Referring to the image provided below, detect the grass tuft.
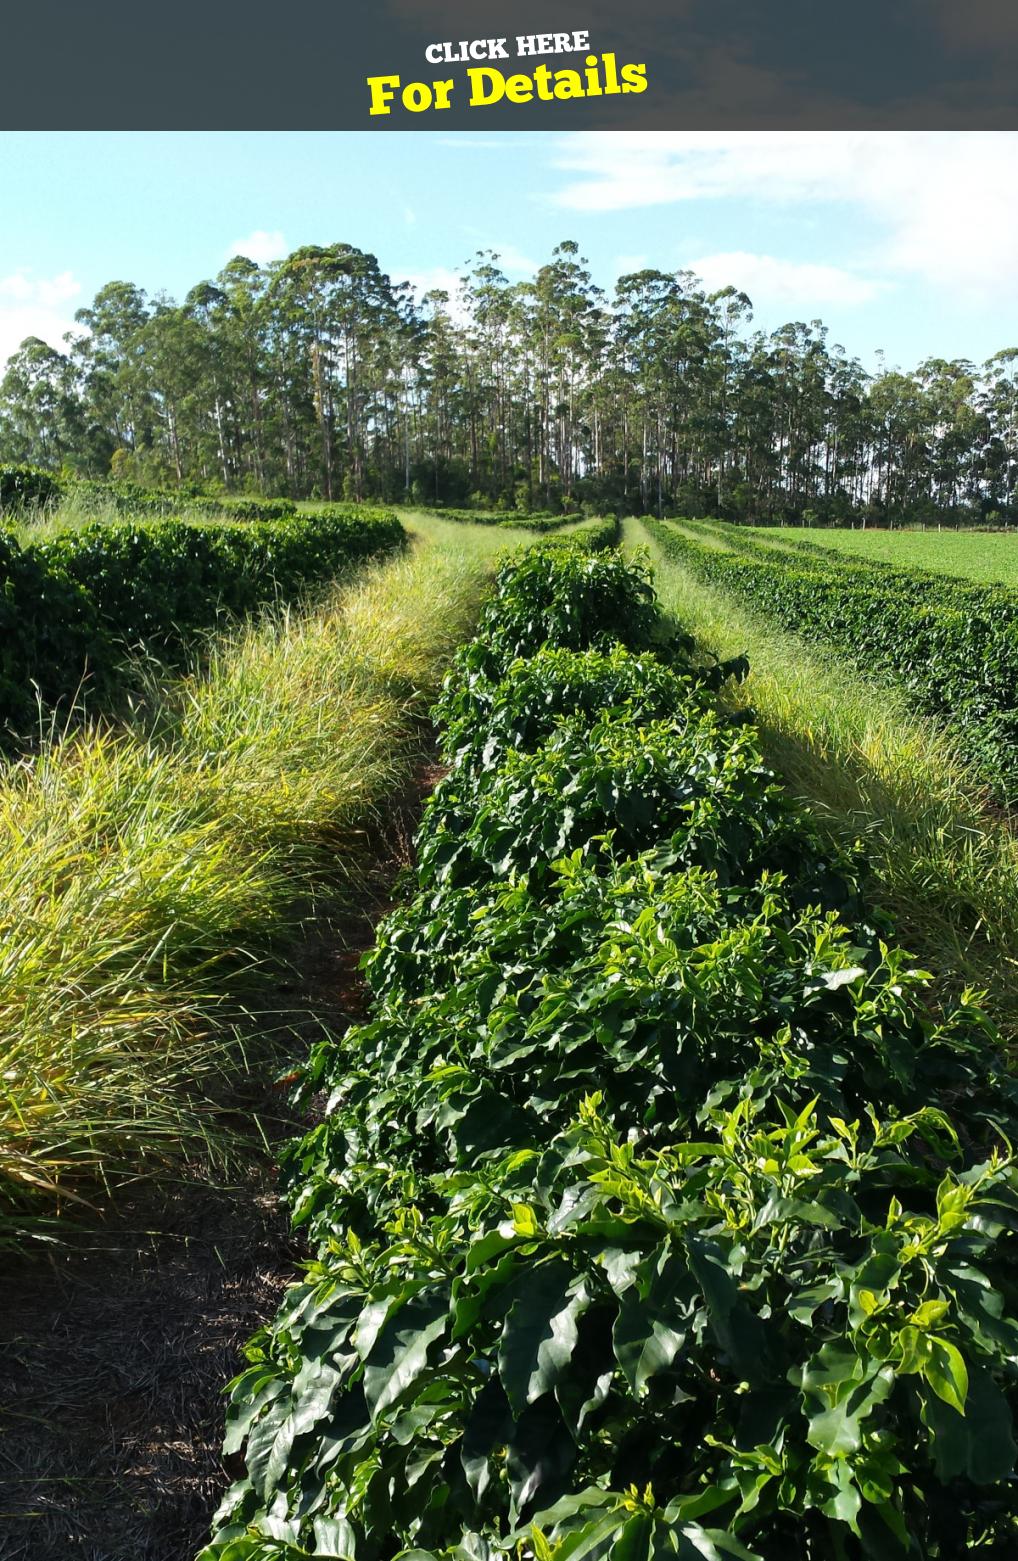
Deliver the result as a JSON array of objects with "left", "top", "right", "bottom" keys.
[{"left": 0, "top": 538, "right": 488, "bottom": 1247}]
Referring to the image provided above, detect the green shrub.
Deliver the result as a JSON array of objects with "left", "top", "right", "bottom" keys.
[
  {"left": 429, "top": 505, "right": 585, "bottom": 531},
  {"left": 215, "top": 495, "right": 299, "bottom": 521},
  {"left": 0, "top": 463, "right": 60, "bottom": 511},
  {"left": 201, "top": 544, "right": 1018, "bottom": 1561},
  {"left": 65, "top": 479, "right": 299, "bottom": 522},
  {"left": 0, "top": 509, "right": 405, "bottom": 740}
]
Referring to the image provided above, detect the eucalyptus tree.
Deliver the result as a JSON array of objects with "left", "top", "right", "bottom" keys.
[
  {"left": 71, "top": 280, "right": 153, "bottom": 460},
  {"left": 982, "top": 348, "right": 1018, "bottom": 518},
  {"left": 0, "top": 336, "right": 93, "bottom": 469},
  {"left": 0, "top": 238, "right": 1014, "bottom": 526}
]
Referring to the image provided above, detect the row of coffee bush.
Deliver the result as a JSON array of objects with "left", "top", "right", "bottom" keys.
[
  {"left": 0, "top": 463, "right": 61, "bottom": 511},
  {"left": 0, "top": 509, "right": 405, "bottom": 741},
  {"left": 65, "top": 479, "right": 300, "bottom": 522},
  {"left": 202, "top": 545, "right": 1018, "bottom": 1559},
  {"left": 649, "top": 519, "right": 1018, "bottom": 796},
  {"left": 0, "top": 465, "right": 311, "bottom": 522}
]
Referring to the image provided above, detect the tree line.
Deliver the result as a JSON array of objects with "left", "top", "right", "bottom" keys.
[{"left": 1, "top": 239, "right": 1016, "bottom": 525}]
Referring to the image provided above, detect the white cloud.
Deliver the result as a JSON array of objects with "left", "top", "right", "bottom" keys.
[
  {"left": 403, "top": 266, "right": 476, "bottom": 327},
  {"left": 404, "top": 265, "right": 464, "bottom": 301},
  {"left": 0, "top": 270, "right": 83, "bottom": 370},
  {"left": 614, "top": 252, "right": 650, "bottom": 276},
  {"left": 686, "top": 251, "right": 887, "bottom": 309},
  {"left": 548, "top": 132, "right": 1018, "bottom": 300},
  {"left": 458, "top": 237, "right": 540, "bottom": 277},
  {"left": 226, "top": 229, "right": 288, "bottom": 266},
  {"left": 494, "top": 241, "right": 540, "bottom": 277},
  {"left": 435, "top": 136, "right": 509, "bottom": 149}
]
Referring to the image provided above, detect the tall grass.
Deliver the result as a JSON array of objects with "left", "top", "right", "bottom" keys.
[
  {"left": 400, "top": 509, "right": 606, "bottom": 558},
  {"left": 0, "top": 542, "right": 487, "bottom": 1247},
  {"left": 6, "top": 488, "right": 202, "bottom": 543},
  {"left": 626, "top": 517, "right": 1018, "bottom": 1041},
  {"left": 400, "top": 508, "right": 552, "bottom": 557}
]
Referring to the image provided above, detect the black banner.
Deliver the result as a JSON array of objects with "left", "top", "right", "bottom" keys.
[{"left": 4, "top": 0, "right": 1016, "bottom": 128}]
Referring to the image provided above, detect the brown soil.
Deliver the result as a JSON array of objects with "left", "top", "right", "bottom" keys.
[{"left": 0, "top": 757, "right": 441, "bottom": 1561}]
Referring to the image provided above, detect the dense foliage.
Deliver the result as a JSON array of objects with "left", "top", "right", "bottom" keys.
[
  {"left": 2, "top": 244, "right": 1016, "bottom": 525},
  {"left": 647, "top": 519, "right": 1018, "bottom": 796},
  {"left": 0, "top": 506, "right": 404, "bottom": 740},
  {"left": 65, "top": 479, "right": 301, "bottom": 521},
  {"left": 0, "top": 462, "right": 60, "bottom": 510},
  {"left": 201, "top": 546, "right": 1018, "bottom": 1560}
]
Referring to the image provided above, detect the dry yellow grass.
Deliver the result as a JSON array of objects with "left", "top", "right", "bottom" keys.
[{"left": 0, "top": 537, "right": 488, "bottom": 1246}]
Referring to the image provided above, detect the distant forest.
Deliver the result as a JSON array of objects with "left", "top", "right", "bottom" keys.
[{"left": 1, "top": 240, "right": 1016, "bottom": 525}]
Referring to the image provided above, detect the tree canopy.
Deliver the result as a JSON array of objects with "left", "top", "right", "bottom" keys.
[{"left": 2, "top": 239, "right": 1015, "bottom": 525}]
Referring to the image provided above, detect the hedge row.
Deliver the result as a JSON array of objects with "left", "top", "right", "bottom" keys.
[
  {"left": 696, "top": 520, "right": 1017, "bottom": 605},
  {"left": 0, "top": 463, "right": 61, "bottom": 511},
  {"left": 203, "top": 546, "right": 1018, "bottom": 1559},
  {"left": 542, "top": 515, "right": 619, "bottom": 552},
  {"left": 0, "top": 508, "right": 405, "bottom": 739},
  {"left": 0, "top": 468, "right": 308, "bottom": 521},
  {"left": 649, "top": 519, "right": 1018, "bottom": 795},
  {"left": 68, "top": 479, "right": 301, "bottom": 522}
]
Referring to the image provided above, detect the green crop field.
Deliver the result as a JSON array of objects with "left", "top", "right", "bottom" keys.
[
  {"left": 747, "top": 523, "right": 1018, "bottom": 586},
  {"left": 196, "top": 543, "right": 1018, "bottom": 1560},
  {"left": 4, "top": 502, "right": 1018, "bottom": 1560},
  {"left": 5, "top": 213, "right": 1018, "bottom": 1561},
  {"left": 650, "top": 517, "right": 1018, "bottom": 801},
  {"left": 0, "top": 488, "right": 619, "bottom": 1247}
]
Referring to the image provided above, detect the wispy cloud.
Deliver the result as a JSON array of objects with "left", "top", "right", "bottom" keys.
[
  {"left": 435, "top": 136, "right": 510, "bottom": 149},
  {"left": 0, "top": 270, "right": 82, "bottom": 369},
  {"left": 547, "top": 132, "right": 1018, "bottom": 300},
  {"left": 686, "top": 252, "right": 888, "bottom": 309},
  {"left": 225, "top": 229, "right": 288, "bottom": 266}
]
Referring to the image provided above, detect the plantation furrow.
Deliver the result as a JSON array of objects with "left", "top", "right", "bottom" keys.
[
  {"left": 645, "top": 517, "right": 1018, "bottom": 800},
  {"left": 202, "top": 545, "right": 1018, "bottom": 1560},
  {"left": 626, "top": 516, "right": 1018, "bottom": 1048},
  {"left": 0, "top": 533, "right": 493, "bottom": 1558},
  {"left": 0, "top": 540, "right": 485, "bottom": 1246}
]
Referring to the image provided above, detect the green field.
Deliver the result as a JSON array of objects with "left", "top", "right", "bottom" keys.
[
  {"left": 200, "top": 543, "right": 1018, "bottom": 1560},
  {"left": 654, "top": 517, "right": 1018, "bottom": 802},
  {"left": 747, "top": 523, "right": 1018, "bottom": 584},
  {"left": 6, "top": 500, "right": 1018, "bottom": 1558},
  {"left": 630, "top": 517, "right": 1018, "bottom": 1043}
]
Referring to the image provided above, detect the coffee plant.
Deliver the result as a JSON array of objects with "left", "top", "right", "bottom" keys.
[
  {"left": 200, "top": 545, "right": 1018, "bottom": 1561},
  {"left": 647, "top": 520, "right": 1018, "bottom": 798},
  {"left": 0, "top": 462, "right": 60, "bottom": 511},
  {"left": 0, "top": 507, "right": 405, "bottom": 742}
]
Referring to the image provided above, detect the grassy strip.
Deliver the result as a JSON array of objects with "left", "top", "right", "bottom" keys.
[
  {"left": 4, "top": 475, "right": 301, "bottom": 537},
  {"left": 1, "top": 508, "right": 405, "bottom": 742},
  {"left": 422, "top": 505, "right": 585, "bottom": 531},
  {"left": 627, "top": 517, "right": 1018, "bottom": 1042},
  {"left": 651, "top": 518, "right": 1018, "bottom": 795},
  {"left": 0, "top": 540, "right": 486, "bottom": 1250}
]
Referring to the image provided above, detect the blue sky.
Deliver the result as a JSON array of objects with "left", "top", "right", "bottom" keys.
[{"left": 1, "top": 130, "right": 1015, "bottom": 375}]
